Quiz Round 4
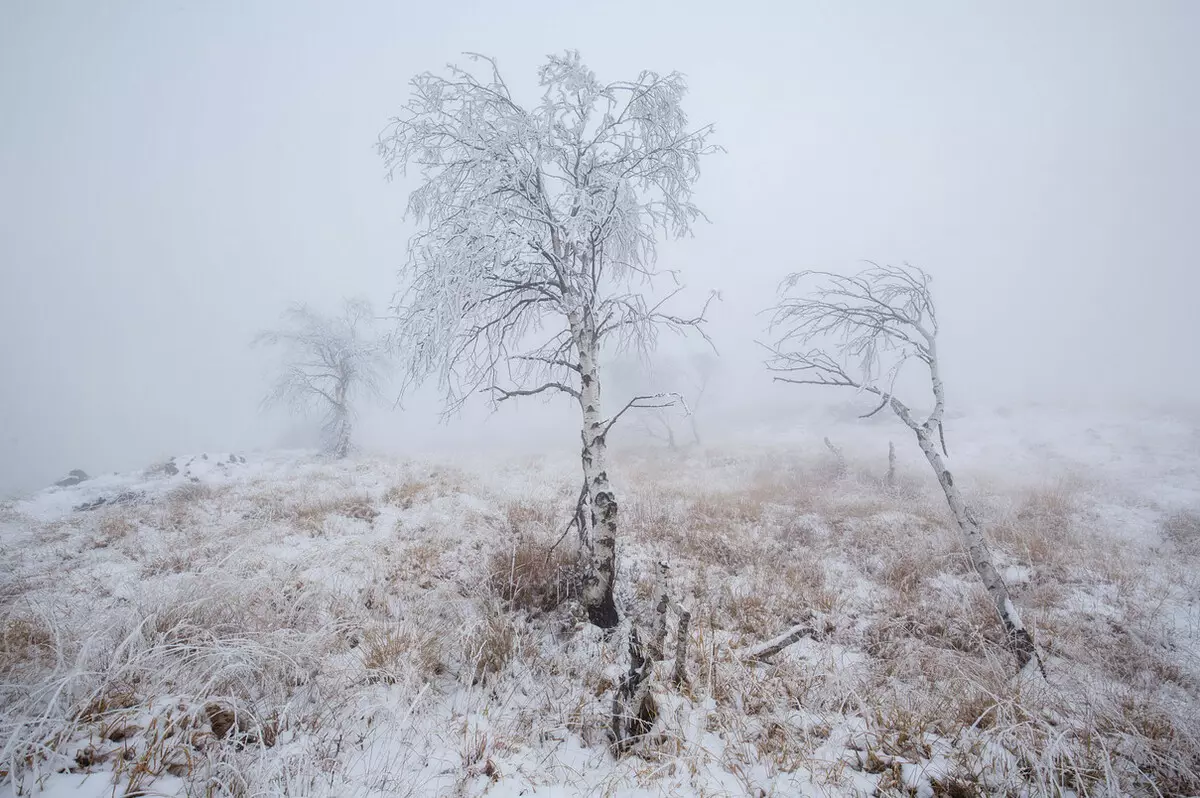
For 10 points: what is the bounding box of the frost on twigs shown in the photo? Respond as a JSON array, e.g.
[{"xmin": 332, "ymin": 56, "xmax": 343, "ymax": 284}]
[
  {"xmin": 379, "ymin": 50, "xmax": 719, "ymax": 417},
  {"xmin": 379, "ymin": 50, "xmax": 719, "ymax": 628}
]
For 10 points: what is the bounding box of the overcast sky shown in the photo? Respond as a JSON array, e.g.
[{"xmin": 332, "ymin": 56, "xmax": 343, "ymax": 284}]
[{"xmin": 2, "ymin": 1, "xmax": 1198, "ymax": 494}]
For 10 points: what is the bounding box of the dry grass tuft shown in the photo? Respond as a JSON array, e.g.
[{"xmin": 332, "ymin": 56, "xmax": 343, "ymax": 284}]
[
  {"xmin": 1103, "ymin": 694, "xmax": 1200, "ymax": 795},
  {"xmin": 0, "ymin": 615, "xmax": 55, "ymax": 672},
  {"xmin": 291, "ymin": 493, "xmax": 376, "ymax": 532},
  {"xmin": 989, "ymin": 483, "xmax": 1079, "ymax": 571},
  {"xmin": 389, "ymin": 539, "xmax": 446, "ymax": 586},
  {"xmin": 76, "ymin": 681, "xmax": 140, "ymax": 723},
  {"xmin": 878, "ymin": 549, "xmax": 930, "ymax": 599},
  {"xmin": 487, "ymin": 538, "xmax": 577, "ymax": 615},
  {"xmin": 96, "ymin": 511, "xmax": 138, "ymax": 544},
  {"xmin": 629, "ymin": 492, "xmax": 768, "ymax": 569},
  {"xmin": 361, "ymin": 625, "xmax": 445, "ymax": 684},
  {"xmin": 463, "ymin": 606, "xmax": 517, "ymax": 685},
  {"xmin": 141, "ymin": 548, "xmax": 199, "ymax": 577},
  {"xmin": 385, "ymin": 469, "xmax": 469, "ymax": 508},
  {"xmin": 384, "ymin": 479, "xmax": 432, "ymax": 509},
  {"xmin": 136, "ymin": 498, "xmax": 198, "ymax": 534},
  {"xmin": 166, "ymin": 481, "xmax": 216, "ymax": 504},
  {"xmin": 503, "ymin": 499, "xmax": 562, "ymax": 535}
]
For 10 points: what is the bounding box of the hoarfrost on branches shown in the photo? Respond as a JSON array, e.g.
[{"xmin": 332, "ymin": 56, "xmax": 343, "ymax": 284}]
[
  {"xmin": 379, "ymin": 50, "xmax": 719, "ymax": 628},
  {"xmin": 379, "ymin": 50, "xmax": 718, "ymax": 411}
]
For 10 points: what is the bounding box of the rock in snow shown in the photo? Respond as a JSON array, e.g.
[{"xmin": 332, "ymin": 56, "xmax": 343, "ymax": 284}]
[{"xmin": 54, "ymin": 469, "xmax": 90, "ymax": 487}]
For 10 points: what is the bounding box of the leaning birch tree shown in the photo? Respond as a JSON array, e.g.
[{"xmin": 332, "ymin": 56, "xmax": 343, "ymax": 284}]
[
  {"xmin": 379, "ymin": 52, "xmax": 718, "ymax": 628},
  {"xmin": 254, "ymin": 298, "xmax": 387, "ymax": 459},
  {"xmin": 763, "ymin": 263, "xmax": 1041, "ymax": 671}
]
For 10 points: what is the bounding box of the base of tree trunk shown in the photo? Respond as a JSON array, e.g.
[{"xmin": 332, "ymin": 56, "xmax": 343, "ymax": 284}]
[
  {"xmin": 587, "ymin": 593, "xmax": 620, "ymax": 629},
  {"xmin": 1008, "ymin": 626, "xmax": 1044, "ymax": 675},
  {"xmin": 611, "ymin": 628, "xmax": 656, "ymax": 753}
]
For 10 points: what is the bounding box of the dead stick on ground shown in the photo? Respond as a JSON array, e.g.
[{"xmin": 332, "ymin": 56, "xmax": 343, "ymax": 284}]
[{"xmin": 745, "ymin": 620, "xmax": 825, "ymax": 663}]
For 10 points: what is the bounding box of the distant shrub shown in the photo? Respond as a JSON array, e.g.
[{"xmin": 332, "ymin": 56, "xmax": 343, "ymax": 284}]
[{"xmin": 1161, "ymin": 510, "xmax": 1200, "ymax": 551}]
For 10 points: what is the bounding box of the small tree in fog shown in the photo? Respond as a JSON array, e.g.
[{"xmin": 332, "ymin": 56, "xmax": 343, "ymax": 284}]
[
  {"xmin": 379, "ymin": 51, "xmax": 717, "ymax": 628},
  {"xmin": 616, "ymin": 351, "xmax": 718, "ymax": 448},
  {"xmin": 676, "ymin": 350, "xmax": 718, "ymax": 446},
  {"xmin": 763, "ymin": 263, "xmax": 1041, "ymax": 672},
  {"xmin": 254, "ymin": 298, "xmax": 387, "ymax": 459}
]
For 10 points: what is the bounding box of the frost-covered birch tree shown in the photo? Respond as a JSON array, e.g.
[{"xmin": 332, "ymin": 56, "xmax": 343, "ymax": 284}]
[
  {"xmin": 379, "ymin": 51, "xmax": 717, "ymax": 628},
  {"xmin": 254, "ymin": 298, "xmax": 387, "ymax": 459},
  {"xmin": 763, "ymin": 263, "xmax": 1042, "ymax": 672}
]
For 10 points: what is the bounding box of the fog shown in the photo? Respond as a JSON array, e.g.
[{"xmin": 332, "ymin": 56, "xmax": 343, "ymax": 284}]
[{"xmin": 2, "ymin": 1, "xmax": 1197, "ymax": 495}]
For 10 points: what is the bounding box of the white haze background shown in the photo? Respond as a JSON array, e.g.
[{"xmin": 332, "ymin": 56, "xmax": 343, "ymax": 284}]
[{"xmin": 2, "ymin": 1, "xmax": 1198, "ymax": 495}]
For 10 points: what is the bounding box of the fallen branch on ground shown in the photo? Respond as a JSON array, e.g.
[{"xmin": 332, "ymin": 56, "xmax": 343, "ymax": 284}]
[{"xmin": 744, "ymin": 617, "xmax": 831, "ymax": 663}]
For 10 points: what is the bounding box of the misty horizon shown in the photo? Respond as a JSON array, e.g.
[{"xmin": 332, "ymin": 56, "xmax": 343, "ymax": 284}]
[{"xmin": 3, "ymin": 1, "xmax": 1198, "ymax": 495}]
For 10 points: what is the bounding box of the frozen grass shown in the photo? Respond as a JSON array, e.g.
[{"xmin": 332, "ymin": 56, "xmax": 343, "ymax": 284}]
[{"xmin": 1, "ymin": 409, "xmax": 1199, "ymax": 796}]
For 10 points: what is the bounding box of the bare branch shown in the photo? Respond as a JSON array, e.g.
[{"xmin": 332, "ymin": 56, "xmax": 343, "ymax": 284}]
[
  {"xmin": 487, "ymin": 381, "xmax": 581, "ymax": 402},
  {"xmin": 860, "ymin": 393, "xmax": 890, "ymax": 419},
  {"xmin": 601, "ymin": 392, "xmax": 682, "ymax": 436}
]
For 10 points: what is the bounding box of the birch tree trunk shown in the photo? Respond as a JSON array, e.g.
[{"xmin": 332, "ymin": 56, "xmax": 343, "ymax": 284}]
[
  {"xmin": 574, "ymin": 311, "xmax": 620, "ymax": 629},
  {"xmin": 332, "ymin": 381, "xmax": 351, "ymax": 459},
  {"xmin": 913, "ymin": 426, "xmax": 1037, "ymax": 668},
  {"xmin": 887, "ymin": 441, "xmax": 897, "ymax": 489}
]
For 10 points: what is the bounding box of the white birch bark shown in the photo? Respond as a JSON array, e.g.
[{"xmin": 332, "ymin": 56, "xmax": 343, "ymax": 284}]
[
  {"xmin": 574, "ymin": 311, "xmax": 620, "ymax": 628},
  {"xmin": 649, "ymin": 561, "xmax": 670, "ymax": 661},
  {"xmin": 912, "ymin": 424, "xmax": 1036, "ymax": 666},
  {"xmin": 887, "ymin": 441, "xmax": 897, "ymax": 489}
]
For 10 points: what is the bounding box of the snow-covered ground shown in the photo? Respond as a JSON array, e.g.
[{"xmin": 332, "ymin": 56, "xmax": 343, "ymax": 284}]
[{"xmin": 1, "ymin": 405, "xmax": 1198, "ymax": 797}]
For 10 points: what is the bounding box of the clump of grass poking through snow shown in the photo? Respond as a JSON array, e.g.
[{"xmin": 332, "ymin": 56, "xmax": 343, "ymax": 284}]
[
  {"xmin": 487, "ymin": 536, "xmax": 577, "ymax": 615},
  {"xmin": 1161, "ymin": 508, "xmax": 1200, "ymax": 552}
]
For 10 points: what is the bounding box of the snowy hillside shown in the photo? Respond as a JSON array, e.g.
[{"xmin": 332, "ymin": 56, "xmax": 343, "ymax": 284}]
[{"xmin": 1, "ymin": 406, "xmax": 1198, "ymax": 797}]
